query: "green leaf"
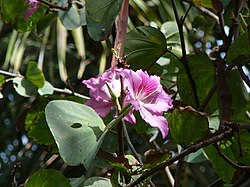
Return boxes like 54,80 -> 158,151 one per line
45,100 -> 106,168
185,149 -> 207,163
169,108 -> 209,147
86,0 -> 122,41
228,70 -> 249,123
177,52 -> 218,113
37,13 -> 57,34
69,176 -> 85,187
26,169 -> 71,187
124,26 -> 168,70
204,145 -> 236,183
227,33 -> 250,65
25,96 -> 58,152
0,0 -> 24,24
84,177 -> 112,187
25,61 -> 45,89
13,77 -> 38,97
58,3 -> 85,30
0,75 -> 5,87
15,2 -> 47,32
38,81 -> 54,96
193,0 -> 214,9
231,130 -> 250,165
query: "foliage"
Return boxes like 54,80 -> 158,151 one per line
0,0 -> 249,186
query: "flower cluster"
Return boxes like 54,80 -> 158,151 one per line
83,68 -> 172,138
24,0 -> 40,19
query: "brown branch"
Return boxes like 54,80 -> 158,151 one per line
199,64 -> 234,112
111,0 -> 129,67
37,0 -> 68,11
217,61 -> 232,127
126,127 -> 233,187
170,0 -> 200,108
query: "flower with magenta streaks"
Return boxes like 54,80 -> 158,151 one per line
122,69 -> 173,138
24,0 -> 40,19
82,68 -> 172,138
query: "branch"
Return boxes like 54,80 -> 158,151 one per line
198,64 -> 234,112
122,121 -> 143,164
111,0 -> 129,67
0,70 -> 23,78
215,143 -> 250,169
0,69 -> 89,99
170,0 -> 200,108
37,0 -> 68,11
126,127 -> 233,186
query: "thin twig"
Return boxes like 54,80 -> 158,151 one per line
174,156 -> 184,187
0,70 -> 24,78
122,121 -> 143,164
37,0 -> 68,11
126,127 -> 233,187
171,0 -> 200,108
214,143 -> 250,169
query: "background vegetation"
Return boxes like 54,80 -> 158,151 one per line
0,0 -> 249,186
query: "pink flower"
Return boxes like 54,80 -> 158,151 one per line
82,68 -> 122,117
24,0 -> 40,19
122,70 -> 173,138
82,68 -> 172,138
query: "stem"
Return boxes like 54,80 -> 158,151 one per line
174,155 -> 184,187
105,104 -> 133,131
0,70 -> 23,78
111,0 -> 129,67
215,143 -> 250,169
122,121 -> 143,164
117,121 -> 125,156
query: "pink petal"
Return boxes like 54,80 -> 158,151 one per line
24,7 -> 38,19
139,106 -> 169,138
85,99 -> 114,117
123,110 -> 136,124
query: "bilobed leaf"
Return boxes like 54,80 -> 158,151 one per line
45,100 -> 106,168
85,0 -> 122,41
58,6 -> 80,30
25,61 -> 45,88
124,26 -> 168,70
204,145 -> 236,183
13,77 -> 38,97
26,169 -> 71,187
177,52 -> 217,113
84,177 -> 112,187
169,108 -> 209,147
227,33 -> 250,65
